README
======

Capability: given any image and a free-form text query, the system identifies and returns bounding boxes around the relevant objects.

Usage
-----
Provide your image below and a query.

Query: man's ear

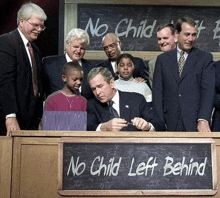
[110,78,115,88]
[62,75,67,83]
[118,41,122,48]
[174,30,179,40]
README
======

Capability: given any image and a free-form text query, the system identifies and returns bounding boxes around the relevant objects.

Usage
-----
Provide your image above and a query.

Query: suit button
[179,94,182,97]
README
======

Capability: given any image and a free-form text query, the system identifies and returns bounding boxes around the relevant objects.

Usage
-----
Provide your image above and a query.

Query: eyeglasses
[25,20,46,31]
[103,42,118,51]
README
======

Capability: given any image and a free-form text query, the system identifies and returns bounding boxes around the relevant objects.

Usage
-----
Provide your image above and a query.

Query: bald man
[97,33,149,84]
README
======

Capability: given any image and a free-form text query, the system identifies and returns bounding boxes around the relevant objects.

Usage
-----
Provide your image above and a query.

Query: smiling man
[148,23,177,87]
[87,67,165,132]
[0,2,47,135]
[152,17,215,132]
[43,28,96,100]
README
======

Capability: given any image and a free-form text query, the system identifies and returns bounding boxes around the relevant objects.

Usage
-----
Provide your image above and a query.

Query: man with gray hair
[43,28,96,100]
[0,2,47,135]
[87,67,165,131]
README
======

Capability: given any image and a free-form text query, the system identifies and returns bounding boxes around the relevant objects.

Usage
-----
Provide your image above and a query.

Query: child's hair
[63,61,83,76]
[116,53,136,67]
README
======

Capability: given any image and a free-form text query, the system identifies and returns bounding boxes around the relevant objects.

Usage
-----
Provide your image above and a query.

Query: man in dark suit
[87,67,165,131]
[211,61,220,131]
[96,33,149,85]
[0,2,47,135]
[152,17,215,132]
[43,28,96,100]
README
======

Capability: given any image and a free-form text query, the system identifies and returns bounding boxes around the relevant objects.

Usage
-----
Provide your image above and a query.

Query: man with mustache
[152,17,215,132]
[0,2,47,135]
[148,23,177,87]
[43,28,96,100]
[97,33,149,85]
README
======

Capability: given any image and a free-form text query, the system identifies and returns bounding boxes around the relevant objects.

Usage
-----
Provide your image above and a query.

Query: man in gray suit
[148,23,177,87]
[153,17,215,132]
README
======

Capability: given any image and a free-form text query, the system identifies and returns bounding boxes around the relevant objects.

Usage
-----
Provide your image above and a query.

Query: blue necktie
[109,100,119,119]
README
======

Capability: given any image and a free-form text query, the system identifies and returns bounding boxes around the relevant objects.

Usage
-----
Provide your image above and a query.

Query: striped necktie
[178,51,185,77]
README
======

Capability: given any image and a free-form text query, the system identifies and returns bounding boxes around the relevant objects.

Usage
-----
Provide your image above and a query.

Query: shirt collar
[65,53,82,66]
[108,90,119,106]
[118,75,134,81]
[177,45,190,55]
[17,28,29,46]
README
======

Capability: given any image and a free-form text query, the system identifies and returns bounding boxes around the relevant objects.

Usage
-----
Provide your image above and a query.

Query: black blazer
[87,91,165,131]
[153,47,215,131]
[211,60,220,131]
[97,57,149,84]
[0,29,43,133]
[42,55,96,100]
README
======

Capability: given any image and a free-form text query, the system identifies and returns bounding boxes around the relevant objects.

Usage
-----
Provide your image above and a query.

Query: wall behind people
[64,1,220,62]
[78,4,220,52]
[0,0,59,57]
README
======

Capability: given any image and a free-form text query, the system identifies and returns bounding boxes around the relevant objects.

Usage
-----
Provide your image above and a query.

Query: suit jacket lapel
[119,91,131,122]
[168,49,180,84]
[179,48,198,82]
[107,59,116,78]
[14,30,32,70]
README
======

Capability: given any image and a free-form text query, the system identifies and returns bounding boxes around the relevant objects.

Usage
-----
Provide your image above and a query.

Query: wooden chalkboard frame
[58,137,217,196]
[63,0,220,61]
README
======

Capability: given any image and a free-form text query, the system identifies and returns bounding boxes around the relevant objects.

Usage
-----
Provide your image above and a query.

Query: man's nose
[188,35,193,41]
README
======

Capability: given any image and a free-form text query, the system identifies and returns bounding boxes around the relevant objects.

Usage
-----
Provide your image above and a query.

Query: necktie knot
[109,100,114,107]
[109,100,119,119]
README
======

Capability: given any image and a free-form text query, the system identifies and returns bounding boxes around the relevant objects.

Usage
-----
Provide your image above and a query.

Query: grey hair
[66,28,90,47]
[102,33,120,46]
[87,67,113,84]
[17,2,47,25]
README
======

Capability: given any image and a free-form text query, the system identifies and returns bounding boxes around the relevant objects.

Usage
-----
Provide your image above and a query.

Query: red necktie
[27,42,38,97]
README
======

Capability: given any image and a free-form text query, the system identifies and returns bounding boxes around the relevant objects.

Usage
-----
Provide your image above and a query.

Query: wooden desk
[0,137,12,198]
[8,131,220,197]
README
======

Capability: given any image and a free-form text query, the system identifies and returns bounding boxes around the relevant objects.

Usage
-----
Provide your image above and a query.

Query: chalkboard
[58,137,217,196]
[78,4,220,52]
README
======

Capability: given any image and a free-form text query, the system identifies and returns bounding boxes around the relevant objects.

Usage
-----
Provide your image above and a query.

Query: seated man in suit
[43,28,96,100]
[148,23,177,87]
[87,67,165,131]
[96,33,149,85]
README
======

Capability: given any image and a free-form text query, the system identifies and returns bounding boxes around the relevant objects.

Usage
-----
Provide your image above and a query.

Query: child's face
[62,69,83,92]
[117,57,135,79]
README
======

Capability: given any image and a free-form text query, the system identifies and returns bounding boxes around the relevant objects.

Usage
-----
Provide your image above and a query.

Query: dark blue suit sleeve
[87,99,100,131]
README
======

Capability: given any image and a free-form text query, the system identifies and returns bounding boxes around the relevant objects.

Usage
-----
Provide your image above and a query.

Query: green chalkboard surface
[78,4,220,52]
[58,137,217,196]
